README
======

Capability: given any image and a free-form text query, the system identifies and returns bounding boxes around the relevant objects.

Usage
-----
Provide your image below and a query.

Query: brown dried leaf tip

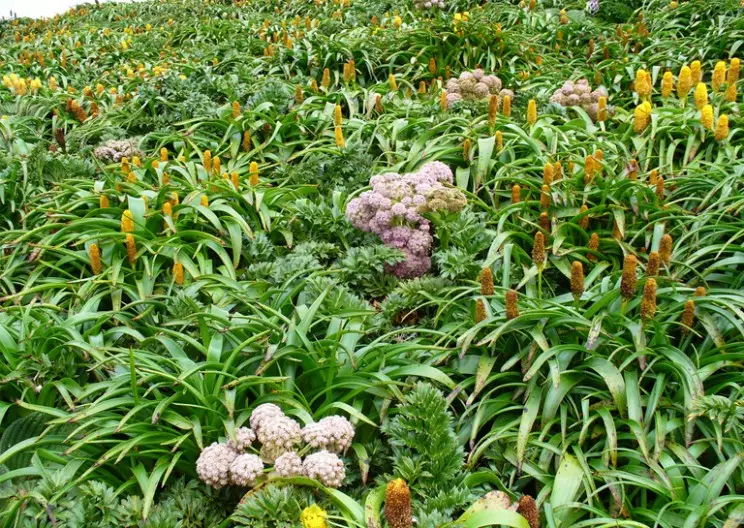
[517,495,540,528]
[640,278,657,322]
[620,255,638,299]
[479,267,495,296]
[505,289,519,320]
[571,261,585,301]
[384,479,412,528]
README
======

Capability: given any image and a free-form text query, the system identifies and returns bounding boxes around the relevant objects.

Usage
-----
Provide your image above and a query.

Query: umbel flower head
[301,416,355,453]
[196,442,238,488]
[250,403,284,433]
[302,450,346,488]
[227,426,257,451]
[549,79,608,121]
[275,451,304,477]
[229,453,264,486]
[444,69,513,107]
[257,414,302,461]
[384,479,413,528]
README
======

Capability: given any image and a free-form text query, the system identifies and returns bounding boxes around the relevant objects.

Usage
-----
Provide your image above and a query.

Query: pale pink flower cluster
[445,69,514,106]
[195,405,355,489]
[549,79,609,121]
[346,161,466,278]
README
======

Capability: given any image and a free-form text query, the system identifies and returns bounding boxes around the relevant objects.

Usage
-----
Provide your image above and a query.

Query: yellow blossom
[693,82,708,109]
[714,114,729,142]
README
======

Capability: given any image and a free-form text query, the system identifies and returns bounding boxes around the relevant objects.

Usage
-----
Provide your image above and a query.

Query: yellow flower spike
[162,172,170,185]
[200,195,209,207]
[321,68,331,89]
[160,148,168,162]
[213,156,221,176]
[488,95,498,125]
[727,57,740,85]
[701,104,714,130]
[635,69,651,100]
[127,171,136,183]
[584,155,596,184]
[231,171,240,190]
[125,234,136,265]
[173,262,184,286]
[393,15,402,29]
[89,243,103,275]
[300,504,328,528]
[334,125,345,148]
[677,65,692,101]
[384,480,412,528]
[693,82,708,109]
[99,195,110,208]
[388,74,397,91]
[203,150,212,173]
[597,96,607,122]
[121,210,135,233]
[243,130,252,152]
[428,57,437,74]
[559,9,568,24]
[712,61,726,92]
[502,94,511,117]
[418,81,426,95]
[232,100,241,118]
[714,114,729,142]
[725,82,737,102]
[634,101,652,133]
[334,104,342,126]
[296,84,304,104]
[121,157,130,174]
[249,161,259,186]
[440,91,448,111]
[495,130,503,151]
[132,156,141,168]
[527,99,537,125]
[661,71,673,98]
[511,183,520,203]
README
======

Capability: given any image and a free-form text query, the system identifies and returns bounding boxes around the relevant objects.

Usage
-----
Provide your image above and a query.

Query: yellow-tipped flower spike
[417,80,426,95]
[151,160,159,170]
[334,104,342,126]
[597,96,607,122]
[640,278,657,322]
[587,232,600,262]
[475,298,487,323]
[656,175,665,201]
[714,114,729,142]
[495,130,503,151]
[200,195,209,207]
[173,262,184,286]
[712,61,726,92]
[231,171,239,190]
[89,243,102,275]
[647,251,660,276]
[99,195,110,208]
[634,101,652,133]
[571,261,585,301]
[295,84,304,104]
[620,254,638,299]
[635,69,651,99]
[690,60,702,85]
[243,130,252,152]
[505,289,519,320]
[232,100,241,118]
[132,156,141,168]
[553,161,562,181]
[440,90,448,111]
[725,82,737,102]
[681,299,695,334]
[502,94,511,117]
[578,204,589,230]
[213,156,221,176]
[335,125,345,148]
[321,68,331,89]
[162,172,170,185]
[540,184,550,209]
[701,104,714,130]
[649,169,658,185]
[126,171,136,183]
[543,163,554,185]
[694,286,706,297]
[727,57,740,85]
[479,267,495,295]
[125,234,136,265]
[511,183,520,204]
[463,138,471,160]
[384,480,412,528]
[539,211,549,232]
[659,234,673,264]
[584,155,596,184]
[678,65,692,100]
[428,57,437,74]
[661,71,673,98]
[249,161,259,186]
[160,148,168,162]
[488,95,498,124]
[532,232,546,270]
[388,74,397,91]
[203,150,212,173]
[121,210,135,233]
[527,99,537,125]
[693,83,708,110]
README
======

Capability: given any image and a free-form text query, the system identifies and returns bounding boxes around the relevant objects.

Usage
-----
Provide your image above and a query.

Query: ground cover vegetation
[0,0,743,526]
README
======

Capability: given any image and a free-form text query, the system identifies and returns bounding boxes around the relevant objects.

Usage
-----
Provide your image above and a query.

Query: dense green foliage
[1,0,743,526]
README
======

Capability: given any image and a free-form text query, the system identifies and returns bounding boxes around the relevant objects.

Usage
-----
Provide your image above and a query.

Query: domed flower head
[303,450,346,488]
[229,453,264,487]
[249,403,284,433]
[227,427,257,451]
[301,416,355,453]
[257,415,302,461]
[196,442,239,488]
[274,451,304,477]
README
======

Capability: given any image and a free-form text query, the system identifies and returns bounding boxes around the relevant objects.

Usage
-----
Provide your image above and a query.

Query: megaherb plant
[1,0,743,526]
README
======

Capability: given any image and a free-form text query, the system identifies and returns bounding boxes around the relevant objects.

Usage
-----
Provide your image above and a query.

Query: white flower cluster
[195,404,355,489]
[549,79,609,121]
[414,0,445,9]
[445,69,514,106]
[92,138,143,163]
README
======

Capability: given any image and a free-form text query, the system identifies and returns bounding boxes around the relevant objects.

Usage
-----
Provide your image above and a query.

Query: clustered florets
[549,79,609,121]
[444,69,514,106]
[93,138,143,163]
[302,450,346,488]
[345,161,466,278]
[414,0,445,9]
[196,405,355,490]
